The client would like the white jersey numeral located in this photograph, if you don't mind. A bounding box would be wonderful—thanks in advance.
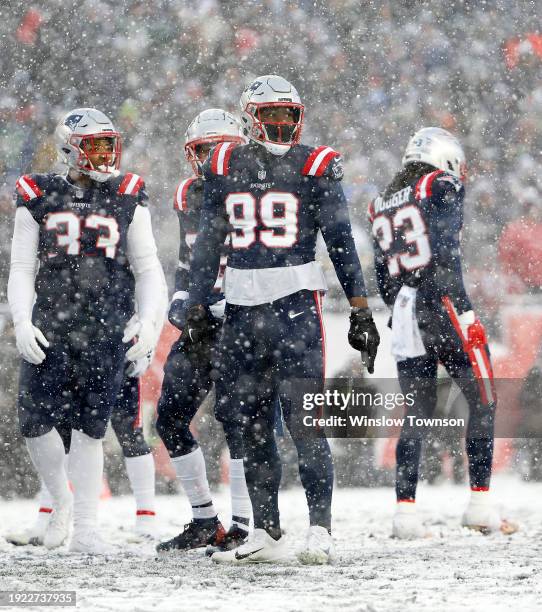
[45,212,121,258]
[225,191,299,249]
[46,212,81,255]
[226,193,257,248]
[372,205,431,276]
[85,215,120,258]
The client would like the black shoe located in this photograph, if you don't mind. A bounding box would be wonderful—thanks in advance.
[205,525,249,557]
[156,519,225,554]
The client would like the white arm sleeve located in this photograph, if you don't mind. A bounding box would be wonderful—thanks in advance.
[127,205,167,324]
[8,207,39,326]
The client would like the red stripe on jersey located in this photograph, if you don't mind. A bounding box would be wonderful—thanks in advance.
[131,176,144,195]
[414,175,424,201]
[415,170,443,200]
[442,296,489,405]
[301,146,328,176]
[117,174,132,194]
[174,178,196,211]
[118,173,144,195]
[424,170,444,199]
[314,149,340,177]
[136,510,156,516]
[222,142,235,176]
[313,290,326,381]
[16,175,42,201]
[22,175,43,197]
[134,376,143,430]
[38,507,53,514]
[210,143,224,175]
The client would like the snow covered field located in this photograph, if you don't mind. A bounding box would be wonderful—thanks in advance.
[1,474,540,612]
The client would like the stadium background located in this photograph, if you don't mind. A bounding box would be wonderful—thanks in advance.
[1,1,541,498]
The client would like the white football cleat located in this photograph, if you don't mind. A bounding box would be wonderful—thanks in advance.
[392,502,426,539]
[126,514,157,543]
[69,530,114,554]
[212,528,288,564]
[462,492,502,534]
[297,525,335,565]
[5,512,51,546]
[44,497,73,549]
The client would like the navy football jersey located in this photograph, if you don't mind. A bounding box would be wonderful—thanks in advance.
[188,141,366,304]
[172,176,226,304]
[369,169,472,313]
[14,172,146,325]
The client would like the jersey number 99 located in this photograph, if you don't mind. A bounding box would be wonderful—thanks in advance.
[225,191,299,249]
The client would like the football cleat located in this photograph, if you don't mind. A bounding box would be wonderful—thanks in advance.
[156,519,225,554]
[205,525,249,557]
[297,525,335,565]
[43,497,73,549]
[5,511,51,547]
[392,502,427,539]
[69,530,114,554]
[211,528,288,564]
[462,497,502,534]
[125,513,158,543]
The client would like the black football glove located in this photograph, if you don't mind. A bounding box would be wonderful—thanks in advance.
[348,307,380,374]
[182,304,215,344]
[168,298,188,331]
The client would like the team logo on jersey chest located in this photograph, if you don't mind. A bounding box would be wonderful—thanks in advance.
[256,159,267,180]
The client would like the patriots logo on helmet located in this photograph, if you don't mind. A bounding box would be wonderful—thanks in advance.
[247,81,262,94]
[64,114,83,130]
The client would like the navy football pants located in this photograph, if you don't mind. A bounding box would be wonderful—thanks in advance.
[396,296,496,501]
[18,319,125,440]
[218,290,334,533]
[156,325,244,460]
[110,374,151,458]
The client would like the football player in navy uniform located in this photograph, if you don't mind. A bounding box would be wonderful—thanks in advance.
[8,108,166,553]
[368,128,499,538]
[185,75,380,564]
[6,288,166,549]
[155,109,252,554]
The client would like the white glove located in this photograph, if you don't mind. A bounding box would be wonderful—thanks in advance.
[458,310,475,341]
[126,350,154,378]
[14,320,49,365]
[123,316,156,362]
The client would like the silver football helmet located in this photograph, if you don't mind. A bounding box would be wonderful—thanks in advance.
[402,127,466,179]
[239,75,304,156]
[184,108,245,176]
[54,108,121,182]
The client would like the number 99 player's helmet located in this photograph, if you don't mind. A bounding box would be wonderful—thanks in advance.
[402,127,466,180]
[239,75,304,157]
[184,109,245,176]
[54,108,121,183]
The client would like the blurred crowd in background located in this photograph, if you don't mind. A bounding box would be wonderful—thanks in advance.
[1,1,542,322]
[1,1,542,494]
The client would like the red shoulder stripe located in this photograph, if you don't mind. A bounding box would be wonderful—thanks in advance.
[302,146,340,176]
[210,142,236,176]
[118,173,144,195]
[414,170,443,200]
[222,143,235,176]
[314,149,340,177]
[16,175,42,201]
[173,178,196,211]
[301,146,329,176]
